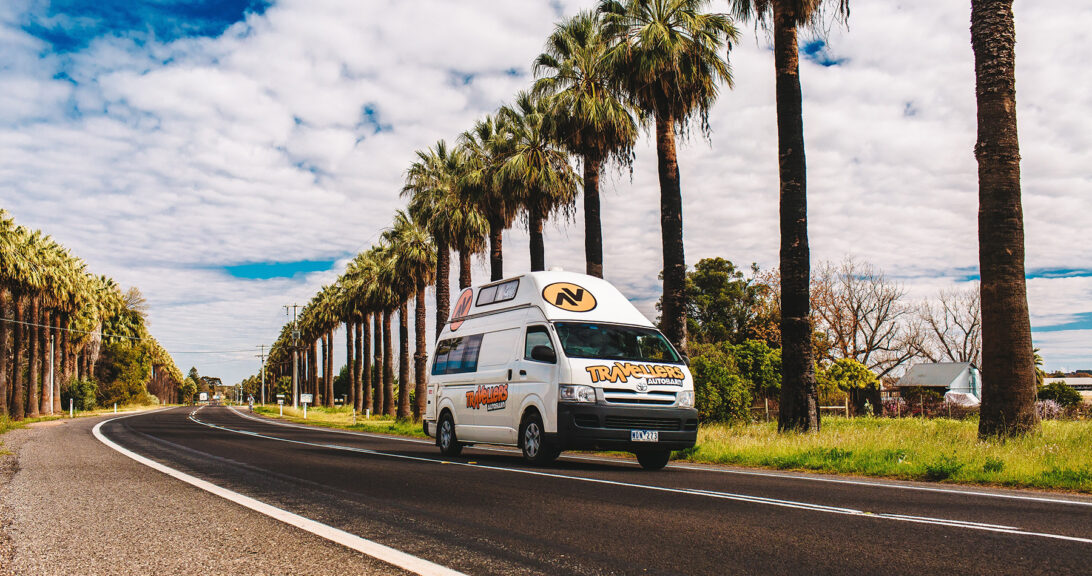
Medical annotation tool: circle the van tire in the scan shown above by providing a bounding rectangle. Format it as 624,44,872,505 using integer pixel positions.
519,411,558,466
636,449,671,470
437,412,462,457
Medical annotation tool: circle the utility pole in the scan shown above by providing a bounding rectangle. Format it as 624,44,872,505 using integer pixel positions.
49,334,55,415
285,304,300,409
256,344,267,405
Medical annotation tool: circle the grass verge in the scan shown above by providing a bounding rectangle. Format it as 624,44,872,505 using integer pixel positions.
0,404,168,453
682,416,1092,493
252,405,427,438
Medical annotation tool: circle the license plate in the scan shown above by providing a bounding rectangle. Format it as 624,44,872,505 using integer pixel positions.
631,430,659,442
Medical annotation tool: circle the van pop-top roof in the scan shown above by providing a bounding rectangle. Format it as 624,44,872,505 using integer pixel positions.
447,270,653,329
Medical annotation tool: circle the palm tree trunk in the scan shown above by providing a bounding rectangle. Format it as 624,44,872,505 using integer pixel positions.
435,241,450,341
347,321,355,413
373,312,383,414
328,329,335,407
39,308,51,415
773,1,820,433
529,206,546,272
583,155,604,278
11,297,25,420
52,314,62,413
459,250,473,289
352,320,362,411
654,112,688,356
26,297,39,418
0,290,9,417
488,217,504,281
972,0,1037,437
382,309,394,416
364,312,373,413
397,302,411,420
414,283,428,420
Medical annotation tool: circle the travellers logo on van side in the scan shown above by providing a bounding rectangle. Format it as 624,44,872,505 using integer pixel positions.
585,362,685,384
542,282,597,312
466,383,508,411
449,288,474,331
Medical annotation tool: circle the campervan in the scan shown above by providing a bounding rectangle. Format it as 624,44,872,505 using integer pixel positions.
424,271,698,470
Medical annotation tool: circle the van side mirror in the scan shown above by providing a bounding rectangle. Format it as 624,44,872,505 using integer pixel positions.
531,345,557,364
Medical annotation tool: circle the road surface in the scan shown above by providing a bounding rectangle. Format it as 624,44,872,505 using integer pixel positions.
99,406,1092,575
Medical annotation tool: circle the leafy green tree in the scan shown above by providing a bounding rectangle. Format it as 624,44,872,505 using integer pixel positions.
819,358,879,416
732,339,782,399
658,258,767,345
179,377,198,404
61,379,97,411
599,0,739,356
689,344,752,422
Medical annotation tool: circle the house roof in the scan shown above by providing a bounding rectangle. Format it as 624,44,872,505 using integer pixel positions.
896,362,975,388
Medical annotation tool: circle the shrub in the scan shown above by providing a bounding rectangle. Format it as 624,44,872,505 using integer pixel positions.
1036,399,1063,420
61,379,98,411
1037,381,1082,408
690,347,752,423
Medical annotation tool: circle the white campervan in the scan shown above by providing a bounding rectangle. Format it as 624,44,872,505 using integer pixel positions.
424,271,698,470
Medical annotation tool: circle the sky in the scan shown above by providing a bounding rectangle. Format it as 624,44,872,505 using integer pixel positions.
1,0,1089,383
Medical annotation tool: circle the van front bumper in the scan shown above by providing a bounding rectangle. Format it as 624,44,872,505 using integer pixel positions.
554,403,698,452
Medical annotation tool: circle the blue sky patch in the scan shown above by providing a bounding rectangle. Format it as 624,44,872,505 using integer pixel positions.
1034,312,1092,333
224,259,336,280
1026,268,1092,279
22,0,271,52
801,39,846,67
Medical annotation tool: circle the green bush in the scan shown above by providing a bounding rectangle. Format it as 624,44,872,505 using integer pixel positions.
690,346,752,423
1038,381,1082,408
62,379,98,411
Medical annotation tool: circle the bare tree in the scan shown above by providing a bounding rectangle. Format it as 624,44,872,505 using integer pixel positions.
812,259,922,379
918,285,981,366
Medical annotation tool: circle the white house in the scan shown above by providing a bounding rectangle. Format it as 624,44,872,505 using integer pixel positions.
895,362,981,404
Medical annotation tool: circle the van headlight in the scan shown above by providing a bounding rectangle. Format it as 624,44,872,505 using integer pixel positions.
560,385,596,403
677,390,695,408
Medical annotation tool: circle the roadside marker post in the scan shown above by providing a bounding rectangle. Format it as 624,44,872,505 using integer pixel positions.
114,403,117,414
69,398,73,418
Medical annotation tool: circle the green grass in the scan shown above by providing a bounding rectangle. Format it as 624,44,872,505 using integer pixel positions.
252,405,427,438
680,416,1092,493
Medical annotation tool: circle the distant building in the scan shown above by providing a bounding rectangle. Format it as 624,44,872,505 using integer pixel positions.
895,362,981,401
1044,377,1092,402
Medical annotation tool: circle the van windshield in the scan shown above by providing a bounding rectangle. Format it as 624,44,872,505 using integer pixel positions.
553,322,681,364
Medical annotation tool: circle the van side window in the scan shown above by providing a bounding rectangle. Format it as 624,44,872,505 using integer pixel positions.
524,326,555,363
433,334,484,375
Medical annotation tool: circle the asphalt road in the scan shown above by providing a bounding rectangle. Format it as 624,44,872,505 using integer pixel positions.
100,406,1092,575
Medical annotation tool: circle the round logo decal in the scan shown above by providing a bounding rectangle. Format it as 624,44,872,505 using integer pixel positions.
449,288,474,331
542,282,596,312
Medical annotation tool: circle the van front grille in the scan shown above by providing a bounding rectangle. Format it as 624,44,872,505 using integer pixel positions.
603,416,681,431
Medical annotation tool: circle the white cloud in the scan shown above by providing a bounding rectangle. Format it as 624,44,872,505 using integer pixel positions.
0,0,1087,381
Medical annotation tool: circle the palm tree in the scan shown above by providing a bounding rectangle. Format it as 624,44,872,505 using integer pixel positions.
403,141,487,338
385,211,436,420
726,0,848,433
598,0,738,356
459,115,521,281
972,0,1037,437
533,10,640,278
497,91,581,272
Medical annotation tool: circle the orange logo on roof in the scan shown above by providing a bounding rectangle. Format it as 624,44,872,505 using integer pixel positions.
450,288,473,331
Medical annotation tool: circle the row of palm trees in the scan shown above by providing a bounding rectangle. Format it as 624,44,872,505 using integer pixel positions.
0,210,181,420
260,0,1036,436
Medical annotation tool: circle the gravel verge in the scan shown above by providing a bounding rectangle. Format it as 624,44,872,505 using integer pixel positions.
0,414,406,575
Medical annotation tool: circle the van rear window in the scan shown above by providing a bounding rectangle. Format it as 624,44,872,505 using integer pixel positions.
476,279,519,306
431,334,485,375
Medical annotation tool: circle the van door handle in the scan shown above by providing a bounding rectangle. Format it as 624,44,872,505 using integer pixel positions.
507,369,512,381
519,370,527,377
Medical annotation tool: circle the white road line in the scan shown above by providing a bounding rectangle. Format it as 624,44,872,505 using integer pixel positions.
195,411,1092,546
231,406,1092,509
93,410,465,576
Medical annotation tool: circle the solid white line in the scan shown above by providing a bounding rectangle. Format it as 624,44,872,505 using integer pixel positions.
195,411,1092,546
232,407,1092,509
93,410,465,576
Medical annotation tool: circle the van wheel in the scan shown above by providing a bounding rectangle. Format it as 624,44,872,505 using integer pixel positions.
437,412,462,457
636,449,671,470
520,412,558,466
